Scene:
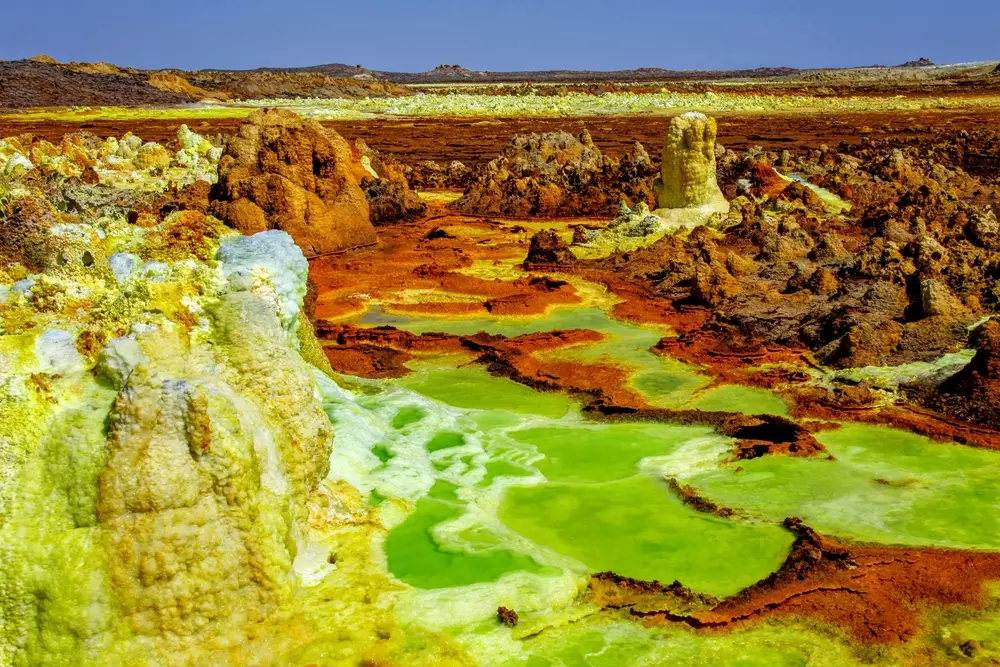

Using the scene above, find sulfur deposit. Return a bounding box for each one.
[210,109,376,258]
[0,201,333,662]
[6,100,1000,667]
[0,159,432,664]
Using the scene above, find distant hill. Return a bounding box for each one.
[0,59,407,108]
[240,61,803,84]
[1,56,998,108]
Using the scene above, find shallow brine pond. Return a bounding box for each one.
[318,299,1000,664]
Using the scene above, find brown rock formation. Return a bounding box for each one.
[524,229,575,266]
[354,139,426,224]
[210,109,375,257]
[453,130,656,217]
[496,606,519,627]
[926,321,1000,429]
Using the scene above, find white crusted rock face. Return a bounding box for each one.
[217,230,309,346]
[95,337,147,389]
[654,112,729,214]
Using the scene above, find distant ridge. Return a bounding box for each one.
[234,62,804,84]
[1,56,998,108]
[898,57,935,68]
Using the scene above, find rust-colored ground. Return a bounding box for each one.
[309,216,580,321]
[5,108,1000,165]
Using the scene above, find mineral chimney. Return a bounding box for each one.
[654,112,729,215]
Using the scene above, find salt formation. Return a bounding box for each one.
[579,113,732,255]
[353,139,427,224]
[0,124,220,187]
[0,207,335,662]
[211,108,376,258]
[0,128,470,666]
[654,111,729,216]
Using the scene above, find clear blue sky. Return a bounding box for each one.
[3,0,997,72]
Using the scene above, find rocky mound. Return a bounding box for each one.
[0,60,194,108]
[452,129,656,217]
[405,160,471,189]
[924,321,1000,429]
[354,139,426,224]
[420,64,480,79]
[524,229,576,266]
[210,109,376,257]
[0,167,345,662]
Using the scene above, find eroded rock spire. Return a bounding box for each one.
[654,111,729,214]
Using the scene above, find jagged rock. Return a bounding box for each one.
[777,181,824,210]
[524,229,575,266]
[691,259,742,307]
[861,280,909,315]
[210,108,375,257]
[365,178,426,223]
[920,279,969,319]
[759,220,815,262]
[784,262,815,293]
[0,189,59,271]
[809,233,850,264]
[966,208,999,246]
[851,239,914,282]
[453,130,656,217]
[807,267,840,294]
[354,139,426,224]
[406,159,471,189]
[826,320,904,368]
[915,235,949,274]
[927,321,1000,428]
[497,606,519,627]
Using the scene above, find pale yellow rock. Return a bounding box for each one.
[652,112,729,228]
[134,142,172,170]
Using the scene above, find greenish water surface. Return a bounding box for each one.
[316,293,1000,665]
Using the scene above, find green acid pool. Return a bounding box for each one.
[313,294,1000,666]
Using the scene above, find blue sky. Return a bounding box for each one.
[3,0,997,72]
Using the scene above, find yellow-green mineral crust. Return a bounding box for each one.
[0,136,438,663]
